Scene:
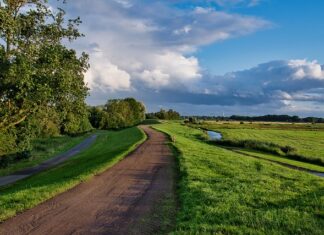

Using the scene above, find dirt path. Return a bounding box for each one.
[0,126,175,235]
[0,134,98,187]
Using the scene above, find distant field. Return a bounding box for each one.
[195,121,324,163]
[0,127,146,222]
[155,122,324,235]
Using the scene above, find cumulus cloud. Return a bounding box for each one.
[51,0,324,116]
[59,0,269,94]
[214,0,262,7]
[147,59,324,110]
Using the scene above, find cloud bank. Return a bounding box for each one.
[62,0,269,91]
[57,0,324,116]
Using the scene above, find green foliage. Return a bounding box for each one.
[0,132,91,176]
[89,98,146,130]
[88,106,104,129]
[0,0,91,156]
[0,130,16,156]
[155,122,324,235]
[147,109,181,120]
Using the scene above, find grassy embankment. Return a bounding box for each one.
[0,127,146,222]
[0,134,92,176]
[155,122,324,235]
[194,121,324,168]
[237,149,324,173]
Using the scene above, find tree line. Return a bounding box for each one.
[146,109,181,120]
[229,115,324,123]
[89,98,146,130]
[183,115,324,123]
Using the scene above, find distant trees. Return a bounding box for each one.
[89,98,146,130]
[182,115,324,123]
[146,109,181,120]
[0,0,91,157]
[229,115,324,123]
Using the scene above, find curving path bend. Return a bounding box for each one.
[0,126,175,235]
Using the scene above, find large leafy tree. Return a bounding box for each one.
[89,98,146,130]
[0,0,90,132]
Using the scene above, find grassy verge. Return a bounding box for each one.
[155,122,324,235]
[236,149,324,173]
[0,127,146,222]
[0,133,92,176]
[212,138,324,166]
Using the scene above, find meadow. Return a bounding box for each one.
[194,121,324,165]
[0,127,146,222]
[154,122,324,234]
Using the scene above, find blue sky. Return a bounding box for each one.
[197,0,324,74]
[56,0,324,117]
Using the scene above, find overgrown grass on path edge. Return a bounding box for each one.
[0,127,146,222]
[154,122,324,235]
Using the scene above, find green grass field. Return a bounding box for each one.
[0,133,92,176]
[236,149,324,173]
[155,122,324,235]
[195,121,324,163]
[0,127,146,222]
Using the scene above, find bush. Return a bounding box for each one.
[189,117,198,124]
[280,145,296,154]
[0,150,32,168]
[91,98,146,130]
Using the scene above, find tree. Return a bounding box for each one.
[146,109,181,120]
[0,0,89,131]
[0,0,91,156]
[89,98,146,130]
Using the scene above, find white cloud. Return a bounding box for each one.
[194,7,213,14]
[173,25,192,35]
[113,0,133,8]
[62,0,269,96]
[86,50,131,91]
[288,59,324,80]
[214,0,262,7]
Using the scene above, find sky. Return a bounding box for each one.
[54,0,324,117]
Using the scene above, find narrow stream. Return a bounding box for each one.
[207,131,222,140]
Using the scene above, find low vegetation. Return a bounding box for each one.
[155,122,324,234]
[0,127,146,222]
[0,133,91,176]
[193,121,324,165]
[237,149,324,173]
